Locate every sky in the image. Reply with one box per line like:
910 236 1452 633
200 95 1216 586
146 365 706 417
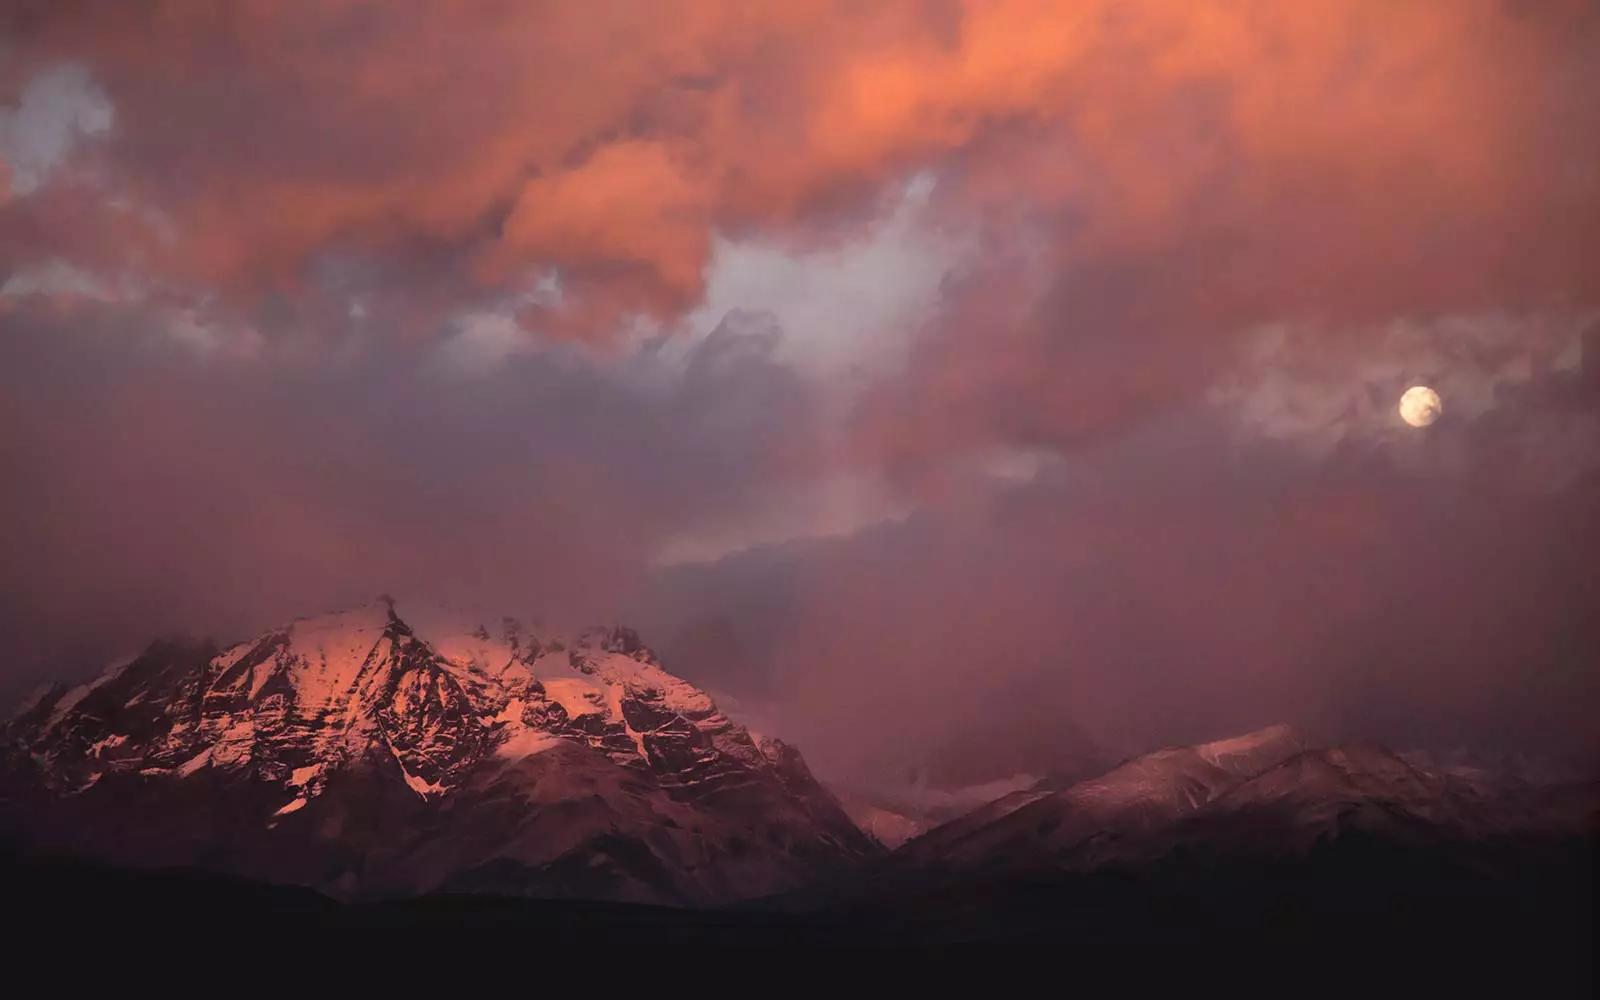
2 1 1597 784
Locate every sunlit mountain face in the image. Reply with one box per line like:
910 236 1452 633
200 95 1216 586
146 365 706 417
2 601 876 905
2 0 1596 986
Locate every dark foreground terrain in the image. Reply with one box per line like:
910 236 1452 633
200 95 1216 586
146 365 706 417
9 833 1592 994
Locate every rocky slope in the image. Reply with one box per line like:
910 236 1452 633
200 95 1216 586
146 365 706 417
0 599 875 904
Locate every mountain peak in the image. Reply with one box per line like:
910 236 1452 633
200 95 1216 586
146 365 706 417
1195 724 1306 773
1 601 876 904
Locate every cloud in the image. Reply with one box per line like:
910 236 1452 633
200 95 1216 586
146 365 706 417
0 62 112 196
689 171 960 381
1 2 1597 776
1 257 120 301
4 1 1593 346
652 469 912 567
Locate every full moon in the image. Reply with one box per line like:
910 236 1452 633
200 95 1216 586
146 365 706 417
1398 385 1442 428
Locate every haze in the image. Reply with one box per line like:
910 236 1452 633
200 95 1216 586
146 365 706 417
3 1 1597 786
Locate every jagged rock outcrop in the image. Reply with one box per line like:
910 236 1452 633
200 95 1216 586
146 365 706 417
0 601 876 904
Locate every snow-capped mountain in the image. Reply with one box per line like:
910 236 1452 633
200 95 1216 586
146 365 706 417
881 724 1596 878
0 599 876 904
882 724 1303 870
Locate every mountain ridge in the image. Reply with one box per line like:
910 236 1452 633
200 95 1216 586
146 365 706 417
820 722 1597 909
6 610 1594 923
1 599 876 905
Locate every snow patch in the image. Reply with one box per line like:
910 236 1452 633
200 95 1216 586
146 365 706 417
281 604 394 712
401 771 449 798
211 719 256 767
274 797 308 816
246 659 277 699
526 651 577 681
211 640 255 675
1197 724 1300 764
542 677 604 719
580 649 713 715
496 728 560 760
851 806 927 849
424 629 518 678
177 747 214 777
88 734 128 757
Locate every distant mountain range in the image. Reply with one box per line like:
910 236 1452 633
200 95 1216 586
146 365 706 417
3 601 1595 985
787 724 1597 988
851 724 1595 888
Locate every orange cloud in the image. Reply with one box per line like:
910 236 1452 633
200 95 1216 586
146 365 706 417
3 0 1594 342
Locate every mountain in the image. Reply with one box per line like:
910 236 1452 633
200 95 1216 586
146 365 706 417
830 775 1047 849
828 722 1285 851
883 724 1310 872
825 723 1596 914
824 699 1114 849
827 736 1595 993
4 703 1592 989
0 599 876 904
